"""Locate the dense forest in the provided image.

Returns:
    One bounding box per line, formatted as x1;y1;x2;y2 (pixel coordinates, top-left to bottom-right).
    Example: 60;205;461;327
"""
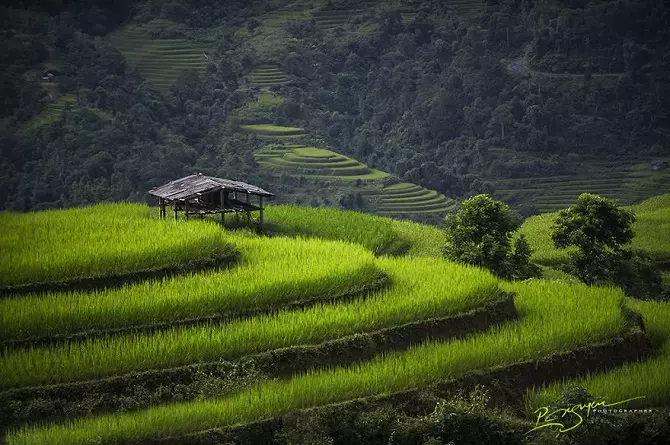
1;0;669;214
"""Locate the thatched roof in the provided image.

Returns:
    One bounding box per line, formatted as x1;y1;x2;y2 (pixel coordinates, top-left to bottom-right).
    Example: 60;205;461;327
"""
148;174;274;201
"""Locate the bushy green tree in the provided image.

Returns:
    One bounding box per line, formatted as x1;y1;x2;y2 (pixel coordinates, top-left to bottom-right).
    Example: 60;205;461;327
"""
551;193;661;298
443;194;539;279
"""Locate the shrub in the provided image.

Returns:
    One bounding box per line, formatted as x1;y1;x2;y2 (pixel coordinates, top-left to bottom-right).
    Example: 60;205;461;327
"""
443;194;539;280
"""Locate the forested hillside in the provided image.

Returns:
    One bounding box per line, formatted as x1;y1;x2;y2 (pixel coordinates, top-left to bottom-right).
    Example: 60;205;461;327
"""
2;0;669;218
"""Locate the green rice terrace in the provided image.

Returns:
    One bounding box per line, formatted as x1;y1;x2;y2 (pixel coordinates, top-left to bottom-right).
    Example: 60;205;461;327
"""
445;0;487;17
364;182;459;215
493;154;670;213
255;142;458;216
255;145;388;181
240;124;306;140
245;65;291;89
108;19;208;91
519;193;670;284
24;95;112;131
0;197;668;444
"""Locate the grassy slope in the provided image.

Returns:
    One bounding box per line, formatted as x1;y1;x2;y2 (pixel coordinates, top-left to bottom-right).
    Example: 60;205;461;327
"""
4;198;667;444
6;277;628;444
0;203;234;286
519;194;670;269
528;298;670;412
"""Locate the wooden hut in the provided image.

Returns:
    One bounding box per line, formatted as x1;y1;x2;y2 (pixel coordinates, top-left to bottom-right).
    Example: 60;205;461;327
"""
148;174;274;227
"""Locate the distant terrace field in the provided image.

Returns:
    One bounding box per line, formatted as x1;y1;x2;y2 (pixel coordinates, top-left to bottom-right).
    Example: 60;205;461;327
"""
246;64;291;89
256;144;390;181
108;19;208;91
493;155;670;213
519;193;670;268
363;182;458;215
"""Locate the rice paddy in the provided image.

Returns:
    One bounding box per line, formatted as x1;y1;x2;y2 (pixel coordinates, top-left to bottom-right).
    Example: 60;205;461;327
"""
2;195;668;445
0;203;236;287
256;144;390;182
263;204;400;254
0;235;380;341
4;278;629;444
526;298;670;412
445;0;487;17
368;182;458;215
108;19;208;91
0;256;499;389
241;124;305;140
519;193;670;266
246;65;291;88
493;157;670;214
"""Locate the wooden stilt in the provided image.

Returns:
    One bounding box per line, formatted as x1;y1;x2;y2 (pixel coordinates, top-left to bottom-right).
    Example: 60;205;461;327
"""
159;198;165;219
259;196;264;227
174;204;177;220
224;190;226;227
246;192;250;223
185;201;189;221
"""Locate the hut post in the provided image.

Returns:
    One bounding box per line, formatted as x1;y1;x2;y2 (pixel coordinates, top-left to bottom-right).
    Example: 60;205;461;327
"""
159;198;165;219
224;190;226;227
259;196;264;227
246;192;251;223
173;203;178;220
185;201;189;221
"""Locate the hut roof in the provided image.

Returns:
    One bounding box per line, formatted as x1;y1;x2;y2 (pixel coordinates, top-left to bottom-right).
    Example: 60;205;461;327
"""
148;174;274;201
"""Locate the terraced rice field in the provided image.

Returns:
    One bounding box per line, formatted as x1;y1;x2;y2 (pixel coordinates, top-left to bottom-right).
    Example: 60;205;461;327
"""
108;19;208;91
528;297;670;413
246;65;291;88
1;202;664;445
233;92;284;123
445;0;487;17
311;7;365;31
256;144;390;181
494;158;670;213
24;95;76;129
364;182;458;215
240;124;305;139
519;193;670;268
0;203;235;287
258;0;314;30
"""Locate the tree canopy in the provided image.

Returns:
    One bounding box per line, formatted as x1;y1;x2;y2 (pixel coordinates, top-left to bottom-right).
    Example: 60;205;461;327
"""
443;194;538;280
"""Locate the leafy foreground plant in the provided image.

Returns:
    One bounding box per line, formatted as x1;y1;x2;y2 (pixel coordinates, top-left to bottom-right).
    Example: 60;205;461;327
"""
0;257;499;389
0;203;235;287
4;279;628;444
0;234;379;340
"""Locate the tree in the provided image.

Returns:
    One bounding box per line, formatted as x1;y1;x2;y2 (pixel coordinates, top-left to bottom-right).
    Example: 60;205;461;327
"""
551;193;662;298
443;194;539;280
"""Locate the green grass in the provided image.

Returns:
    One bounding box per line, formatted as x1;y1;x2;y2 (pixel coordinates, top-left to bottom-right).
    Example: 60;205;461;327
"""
387;219;446;257
0;234;379;341
519;194;670;265
527;298;670;412
240;124;304;135
0;256;500;389
0;203;235;287
5;278;628;444
263;205;401;254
